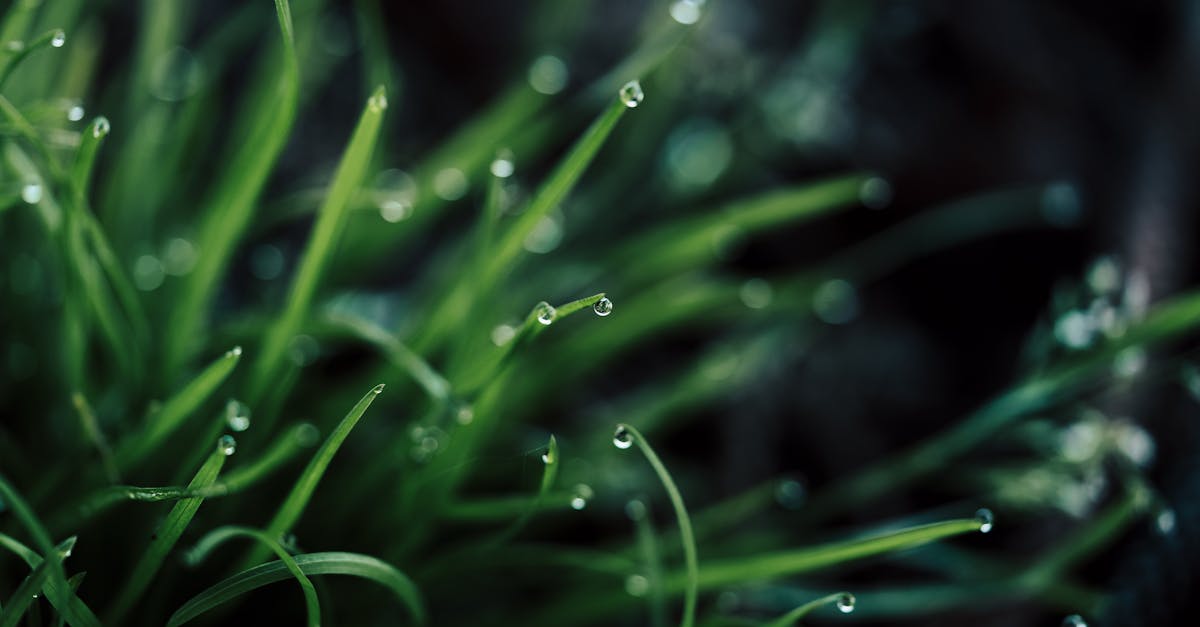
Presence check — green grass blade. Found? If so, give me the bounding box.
[0,535,100,627]
[106,438,231,623]
[327,313,451,403]
[184,526,318,627]
[70,392,119,483]
[247,86,389,407]
[164,0,299,376]
[0,28,66,88]
[0,538,73,627]
[762,592,855,627]
[0,472,69,614]
[69,116,108,197]
[218,422,320,492]
[242,385,384,568]
[115,346,242,470]
[51,572,87,627]
[615,423,698,627]
[629,499,668,627]
[490,435,559,545]
[167,551,424,627]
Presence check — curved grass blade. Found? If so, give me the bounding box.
[106,439,230,623]
[185,526,318,627]
[489,435,559,545]
[0,537,75,627]
[0,28,66,89]
[240,385,384,568]
[247,86,389,408]
[167,552,424,627]
[115,346,242,470]
[615,424,699,627]
[762,592,855,627]
[0,472,69,615]
[326,312,451,403]
[164,0,299,376]
[0,535,100,627]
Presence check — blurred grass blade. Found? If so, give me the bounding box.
[327,313,451,403]
[616,423,698,627]
[218,422,320,492]
[247,86,389,408]
[0,538,74,627]
[164,0,299,376]
[185,526,318,627]
[70,392,119,483]
[106,439,230,623]
[490,435,559,545]
[0,535,100,627]
[115,346,242,470]
[167,551,424,627]
[0,472,70,613]
[762,592,855,627]
[0,28,66,88]
[242,385,384,568]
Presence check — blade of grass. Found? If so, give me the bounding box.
[489,435,559,546]
[167,552,424,627]
[325,312,451,403]
[70,392,118,483]
[115,346,242,471]
[240,384,384,568]
[0,28,66,88]
[762,592,854,627]
[0,534,100,627]
[629,498,668,627]
[0,537,74,627]
[105,438,231,623]
[51,572,87,627]
[0,472,69,616]
[164,0,299,376]
[615,423,698,627]
[246,86,389,410]
[184,526,318,627]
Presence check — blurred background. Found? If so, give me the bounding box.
[3,0,1200,625]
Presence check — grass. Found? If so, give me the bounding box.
[1,0,1196,625]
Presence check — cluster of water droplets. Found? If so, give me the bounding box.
[132,236,196,291]
[1052,257,1148,371]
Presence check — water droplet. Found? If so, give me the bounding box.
[133,255,165,291]
[380,200,413,223]
[619,80,644,108]
[570,484,593,510]
[5,41,24,53]
[1061,614,1087,627]
[1156,508,1176,535]
[975,508,994,533]
[774,478,806,510]
[455,404,475,425]
[1112,346,1147,379]
[67,105,84,121]
[625,499,647,521]
[536,302,557,325]
[1054,310,1093,349]
[625,574,650,597]
[225,399,251,432]
[528,55,568,95]
[1087,255,1121,295]
[491,324,516,346]
[739,278,773,309]
[490,150,515,178]
[294,423,320,446]
[372,383,386,394]
[664,118,731,191]
[226,346,242,358]
[92,116,110,138]
[669,0,703,24]
[812,279,858,324]
[859,176,893,209]
[218,435,237,456]
[522,213,564,254]
[20,183,41,204]
[593,297,613,317]
[836,592,856,614]
[163,237,197,276]
[613,425,633,449]
[368,88,388,112]
[50,30,65,48]
[433,168,468,200]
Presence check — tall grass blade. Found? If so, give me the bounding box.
[762,592,855,627]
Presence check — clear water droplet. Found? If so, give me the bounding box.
[227,346,243,358]
[368,88,388,112]
[293,423,320,447]
[1062,614,1087,627]
[541,440,556,465]
[225,399,251,432]
[536,302,556,325]
[20,183,42,204]
[372,383,386,394]
[433,168,468,200]
[1087,255,1121,295]
[975,508,994,533]
[836,592,856,614]
[859,176,893,209]
[380,200,413,223]
[1156,508,1176,535]
[455,404,475,425]
[528,55,568,95]
[625,499,647,521]
[133,255,165,291]
[92,116,110,138]
[613,425,633,449]
[1113,346,1147,379]
[490,150,515,178]
[812,279,858,324]
[593,297,613,317]
[774,478,806,510]
[50,30,65,48]
[67,105,84,121]
[522,214,564,254]
[491,324,516,346]
[669,0,703,25]
[218,435,237,456]
[162,237,197,276]
[570,484,593,510]
[619,80,645,108]
[625,574,650,597]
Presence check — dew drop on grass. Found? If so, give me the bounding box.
[836,592,856,614]
[372,383,386,394]
[227,346,243,358]
[491,324,516,346]
[20,183,41,204]
[570,484,593,510]
[975,508,994,533]
[380,200,413,223]
[528,55,568,95]
[224,399,251,432]
[490,150,515,178]
[613,425,633,449]
[593,297,613,317]
[455,404,475,425]
[669,0,703,25]
[50,30,66,48]
[624,574,650,597]
[368,89,388,112]
[68,105,84,121]
[1156,508,1176,535]
[433,168,468,200]
[92,116,110,138]
[619,80,645,108]
[218,435,237,456]
[536,302,556,325]
[1062,615,1087,627]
